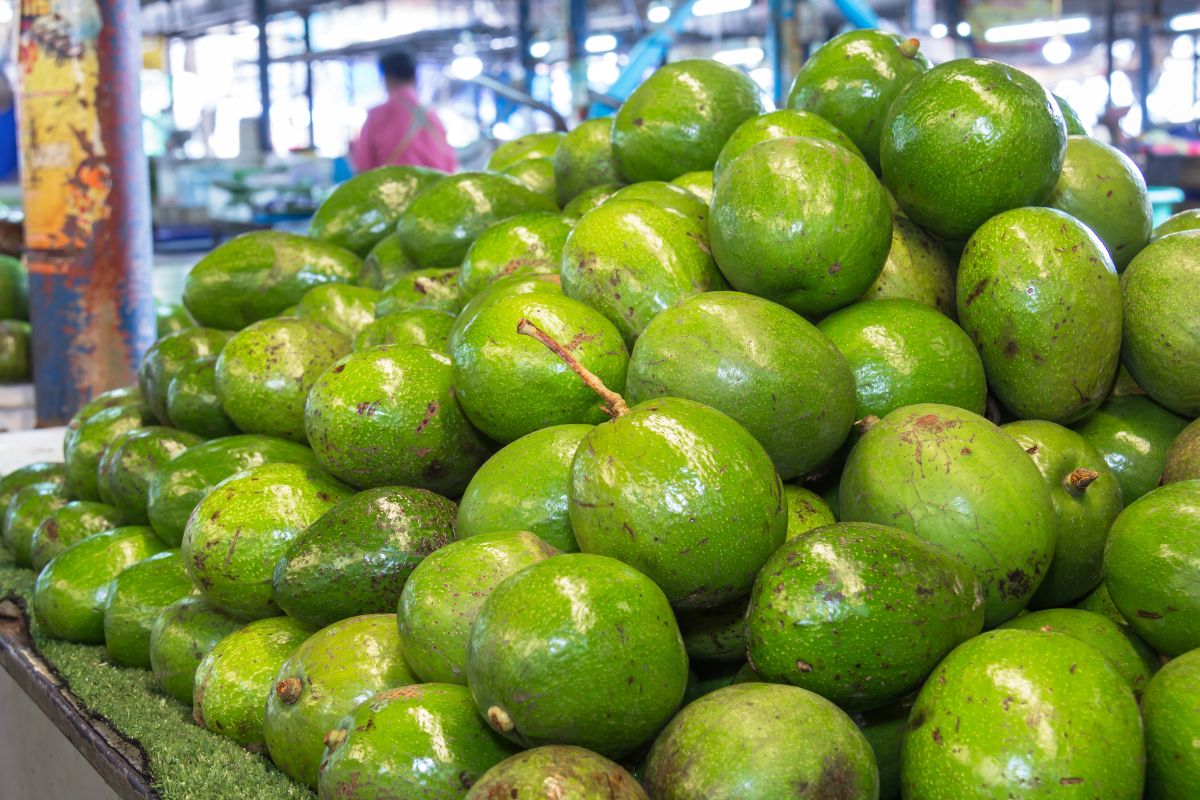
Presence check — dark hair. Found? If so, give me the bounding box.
[379,50,417,83]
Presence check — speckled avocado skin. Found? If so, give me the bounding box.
[359,232,415,289]
[670,171,713,204]
[608,181,709,229]
[561,183,618,219]
[1141,646,1200,799]
[308,165,442,256]
[1164,417,1200,483]
[865,216,957,316]
[138,327,232,423]
[1153,208,1200,239]
[263,614,417,787]
[29,500,125,572]
[0,461,65,516]
[273,486,457,628]
[554,119,621,206]
[1072,395,1188,505]
[296,283,380,338]
[353,309,455,353]
[449,273,562,353]
[643,682,879,800]
[957,207,1122,424]
[714,109,864,183]
[97,426,202,524]
[488,132,564,172]
[840,403,1057,627]
[376,267,463,317]
[64,402,155,501]
[103,549,198,668]
[502,157,557,203]
[901,629,1144,799]
[166,356,240,438]
[458,212,572,300]
[149,597,243,705]
[466,745,648,800]
[783,485,837,539]
[64,385,142,450]
[3,482,70,567]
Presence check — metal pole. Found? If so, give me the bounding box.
[255,0,271,153]
[517,0,534,94]
[303,11,315,148]
[1105,0,1116,113]
[567,0,588,122]
[1137,14,1151,131]
[16,0,155,425]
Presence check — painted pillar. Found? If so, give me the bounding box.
[16,0,155,426]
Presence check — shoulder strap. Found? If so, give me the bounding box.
[383,94,432,165]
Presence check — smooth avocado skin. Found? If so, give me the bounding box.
[1072,395,1188,505]
[448,273,562,353]
[102,550,198,668]
[901,629,1144,800]
[138,327,232,423]
[0,320,31,381]
[957,207,1122,424]
[561,183,618,219]
[643,682,880,800]
[97,426,202,524]
[358,232,415,289]
[1163,417,1200,483]
[553,119,620,206]
[466,745,648,800]
[166,356,240,438]
[156,302,195,337]
[1074,582,1128,626]
[1053,93,1088,135]
[2,482,70,567]
[272,486,458,628]
[183,231,359,330]
[745,522,984,711]
[376,267,463,317]
[570,397,787,609]
[1003,420,1123,608]
[1153,208,1200,240]
[1141,647,1200,799]
[458,212,572,300]
[0,254,29,320]
[263,614,417,788]
[670,170,713,204]
[881,58,1067,241]
[0,461,66,516]
[308,165,442,256]
[192,615,311,749]
[710,136,892,317]
[608,181,709,230]
[467,553,688,758]
[840,403,1057,627]
[64,402,155,501]
[865,216,957,316]
[713,108,864,183]
[1104,480,1200,656]
[353,309,456,353]
[783,485,837,539]
[398,531,558,685]
[457,424,591,552]
[295,283,380,339]
[32,527,168,642]
[502,157,557,203]
[29,500,125,572]
[488,132,564,172]
[627,292,856,480]
[149,597,243,705]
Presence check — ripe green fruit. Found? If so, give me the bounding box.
[97,426,202,524]
[852,698,911,800]
[502,157,557,202]
[149,597,242,705]
[1153,208,1200,240]
[670,170,713,204]
[458,212,572,300]
[561,183,618,218]
[103,550,197,668]
[29,500,125,572]
[2,482,70,567]
[676,600,747,664]
[358,231,415,289]
[1163,418,1200,484]
[295,283,379,338]
[138,327,232,423]
[553,118,620,205]
[64,401,155,501]
[0,461,65,516]
[166,356,240,438]
[713,109,864,183]
[1074,582,1128,626]
[155,302,195,337]
[0,254,29,320]
[783,484,836,539]
[449,272,563,353]
[864,216,957,316]
[466,746,648,800]
[1073,395,1188,504]
[1141,646,1200,799]
[710,136,891,316]
[1053,93,1088,135]
[0,320,30,381]
[375,266,463,316]
[488,132,564,171]
[353,308,455,353]
[308,165,442,256]
[608,181,709,229]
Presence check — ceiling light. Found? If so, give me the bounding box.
[713,47,764,66]
[530,41,551,58]
[1168,12,1200,32]
[1042,35,1071,64]
[956,21,971,37]
[693,0,752,18]
[585,34,617,53]
[449,56,483,80]
[984,16,1091,43]
[930,23,948,38]
[648,4,670,23]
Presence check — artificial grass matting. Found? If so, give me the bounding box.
[0,550,312,800]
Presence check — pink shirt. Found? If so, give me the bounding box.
[350,86,458,173]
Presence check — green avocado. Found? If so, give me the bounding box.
[32,527,168,642]
[1073,395,1188,504]
[1141,646,1200,799]
[103,549,198,667]
[608,181,709,229]
[1104,480,1200,656]
[612,59,763,182]
[554,119,620,206]
[138,327,232,423]
[1003,420,1123,607]
[296,283,380,338]
[97,426,202,524]
[375,267,463,316]
[627,291,856,479]
[713,109,864,184]
[182,461,350,620]
[458,212,572,300]
[787,29,930,172]
[0,320,30,381]
[215,316,350,442]
[398,530,558,684]
[670,170,713,204]
[467,553,688,757]
[358,232,416,289]
[901,629,1143,798]
[840,403,1057,626]
[561,183,618,218]
[865,216,957,316]
[272,486,457,628]
[166,356,240,439]
[466,746,647,800]
[643,682,879,799]
[305,345,491,494]
[957,207,1121,423]
[64,402,155,501]
[457,424,591,552]
[193,615,311,748]
[148,597,243,705]
[684,661,744,703]
[263,614,417,787]
[1074,582,1128,626]
[710,136,891,317]
[1153,208,1200,240]
[0,254,29,320]
[881,58,1066,241]
[61,386,143,477]
[676,599,747,664]
[488,132,565,172]
[746,521,984,710]
[852,698,911,800]
[502,157,557,203]
[0,461,65,516]
[783,484,836,539]
[1053,93,1088,135]
[2,482,70,567]
[1164,417,1200,483]
[309,165,443,256]
[183,231,360,330]
[353,309,455,353]
[29,500,125,572]
[155,302,195,337]
[448,273,562,352]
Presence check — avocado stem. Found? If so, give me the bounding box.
[517,318,631,418]
[275,677,303,704]
[323,728,348,750]
[487,705,515,733]
[1064,467,1101,495]
[855,415,880,436]
[899,37,921,58]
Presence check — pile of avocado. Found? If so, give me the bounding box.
[0,254,31,382]
[4,29,1200,800]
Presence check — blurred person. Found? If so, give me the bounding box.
[350,49,457,173]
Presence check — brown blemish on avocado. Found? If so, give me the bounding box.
[1136,609,1163,619]
[414,401,440,433]
[997,569,1031,599]
[963,277,988,306]
[1003,339,1019,358]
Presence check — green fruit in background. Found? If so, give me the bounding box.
[783,484,836,539]
[166,356,240,439]
[1153,208,1200,240]
[1141,646,1200,799]
[643,682,879,800]
[149,597,243,705]
[467,746,647,800]
[612,59,763,182]
[1073,395,1188,505]
[64,402,155,501]
[710,136,891,316]
[627,292,856,479]
[561,198,726,345]
[103,550,197,668]
[840,403,1056,626]
[29,500,124,572]
[901,629,1143,799]
[713,109,864,183]
[468,553,688,757]
[273,486,457,628]
[457,424,591,552]
[571,397,786,609]
[139,327,233,424]
[865,216,956,316]
[561,183,618,218]
[488,131,565,171]
[0,320,31,381]
[1047,135,1152,271]
[787,29,930,172]
[1104,480,1200,656]
[0,461,65,515]
[263,614,417,787]
[0,254,29,320]
[1164,417,1200,483]
[193,615,311,748]
[215,316,349,442]
[398,530,558,685]
[852,698,910,800]
[458,212,572,300]
[452,293,628,443]
[295,283,379,338]
[1121,230,1200,417]
[554,118,620,206]
[957,207,1122,423]
[319,683,519,799]
[309,165,442,256]
[1053,92,1088,135]
[375,266,462,316]
[449,272,562,352]
[998,608,1158,694]
[155,302,196,337]
[670,170,713,204]
[819,298,986,422]
[305,345,490,493]
[608,181,709,229]
[32,527,168,642]
[881,58,1067,241]
[1075,582,1128,626]
[1003,420,1123,608]
[2,482,69,567]
[358,231,415,289]
[60,386,143,480]
[183,231,359,330]
[398,171,558,268]
[182,462,350,620]
[676,600,747,664]
[97,426,202,524]
[502,157,557,203]
[746,522,984,710]
[353,308,455,353]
